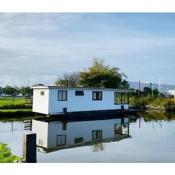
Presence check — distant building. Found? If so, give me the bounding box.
[168,90,175,98]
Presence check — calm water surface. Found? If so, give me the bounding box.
[1,114,175,163]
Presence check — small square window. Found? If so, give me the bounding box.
[92,130,102,141]
[92,91,102,100]
[75,91,84,96]
[40,91,44,96]
[58,90,67,101]
[56,135,66,146]
[74,137,84,144]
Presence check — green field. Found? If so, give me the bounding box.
[0,143,20,163]
[0,97,26,106]
[0,97,33,118]
[0,97,32,109]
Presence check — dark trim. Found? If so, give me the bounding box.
[58,90,67,101]
[92,91,102,101]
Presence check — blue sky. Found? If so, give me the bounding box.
[0,13,175,86]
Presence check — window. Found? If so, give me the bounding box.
[92,91,102,100]
[114,92,129,104]
[92,130,102,141]
[58,90,67,101]
[56,135,66,146]
[75,91,84,96]
[74,137,84,144]
[40,91,44,96]
[114,92,121,104]
[121,93,128,104]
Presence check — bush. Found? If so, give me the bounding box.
[0,143,20,163]
[164,100,175,112]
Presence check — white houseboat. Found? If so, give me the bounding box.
[32,86,130,116]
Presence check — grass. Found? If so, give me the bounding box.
[0,143,20,163]
[0,97,33,118]
[129,96,175,111]
[0,97,32,109]
[0,97,26,106]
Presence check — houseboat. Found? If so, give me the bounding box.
[32,117,130,152]
[32,86,130,117]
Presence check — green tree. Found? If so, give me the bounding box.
[79,59,125,88]
[2,86,19,96]
[20,86,33,97]
[55,72,80,87]
[153,88,159,98]
[120,80,130,89]
[143,87,152,96]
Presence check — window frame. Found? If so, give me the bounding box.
[92,91,103,101]
[114,92,129,105]
[58,90,67,101]
[56,135,66,146]
[75,90,84,96]
[92,130,102,141]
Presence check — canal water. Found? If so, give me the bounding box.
[1,113,175,163]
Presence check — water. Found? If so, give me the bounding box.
[1,113,175,163]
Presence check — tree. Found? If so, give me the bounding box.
[143,87,152,96]
[33,83,45,86]
[153,88,159,98]
[2,86,19,96]
[79,58,125,88]
[120,80,130,89]
[20,86,33,97]
[55,72,80,87]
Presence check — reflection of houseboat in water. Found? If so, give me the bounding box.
[32,117,130,153]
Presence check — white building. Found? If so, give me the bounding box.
[32,86,130,116]
[32,117,130,152]
[168,90,175,98]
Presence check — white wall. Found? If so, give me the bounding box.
[48,89,128,115]
[32,89,49,114]
[32,120,48,148]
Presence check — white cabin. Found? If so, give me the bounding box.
[32,118,129,152]
[32,86,130,115]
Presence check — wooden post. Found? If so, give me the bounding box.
[22,133,37,163]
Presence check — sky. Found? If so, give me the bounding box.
[0,13,175,86]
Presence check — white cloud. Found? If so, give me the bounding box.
[0,13,175,86]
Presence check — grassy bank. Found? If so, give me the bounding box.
[130,96,175,112]
[0,97,33,118]
[0,143,20,163]
[0,109,33,118]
